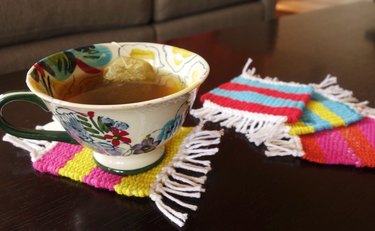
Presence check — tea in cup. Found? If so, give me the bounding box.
[0,42,209,175]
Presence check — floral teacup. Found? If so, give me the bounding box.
[0,42,209,175]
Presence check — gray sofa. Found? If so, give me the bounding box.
[0,0,275,74]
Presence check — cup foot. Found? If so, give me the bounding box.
[93,145,165,175]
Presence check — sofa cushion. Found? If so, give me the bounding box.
[154,1,263,41]
[0,26,154,75]
[153,0,254,21]
[0,0,152,47]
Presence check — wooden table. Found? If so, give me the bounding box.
[1,2,375,230]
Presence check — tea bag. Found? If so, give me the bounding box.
[104,56,157,83]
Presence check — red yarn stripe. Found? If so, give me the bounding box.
[339,125,375,167]
[219,82,311,102]
[301,135,326,164]
[201,93,303,122]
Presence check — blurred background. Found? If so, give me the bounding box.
[276,0,372,15]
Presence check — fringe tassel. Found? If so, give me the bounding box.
[191,101,287,146]
[149,125,223,227]
[313,75,357,103]
[241,58,310,86]
[313,75,375,117]
[241,58,257,78]
[2,119,63,161]
[264,134,304,157]
[241,58,279,82]
[2,134,57,162]
[192,100,304,157]
[263,74,375,157]
[362,107,375,119]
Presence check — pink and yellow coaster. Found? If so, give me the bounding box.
[301,117,375,167]
[3,126,222,227]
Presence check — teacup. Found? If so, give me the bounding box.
[0,42,209,175]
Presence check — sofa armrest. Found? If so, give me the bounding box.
[262,0,276,20]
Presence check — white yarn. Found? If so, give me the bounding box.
[151,193,187,227]
[264,135,304,157]
[3,117,222,227]
[241,58,311,87]
[313,74,375,118]
[2,118,63,161]
[313,75,357,102]
[191,58,312,158]
[191,101,288,146]
[3,133,57,162]
[149,125,222,227]
[241,58,257,78]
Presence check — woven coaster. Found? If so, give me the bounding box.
[200,73,313,123]
[288,83,363,136]
[3,125,222,227]
[192,59,373,158]
[192,59,313,147]
[301,117,375,167]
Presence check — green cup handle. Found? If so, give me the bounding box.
[0,91,78,144]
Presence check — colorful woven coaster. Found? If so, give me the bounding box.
[192,59,373,161]
[200,73,313,123]
[288,92,363,136]
[192,59,314,147]
[3,125,222,227]
[301,117,375,167]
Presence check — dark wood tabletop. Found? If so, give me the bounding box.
[1,2,375,230]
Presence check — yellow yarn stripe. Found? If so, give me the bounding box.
[288,121,315,135]
[114,127,192,197]
[58,147,96,182]
[307,100,346,127]
[288,100,347,135]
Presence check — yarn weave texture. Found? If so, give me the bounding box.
[301,117,375,167]
[3,126,222,227]
[192,59,374,166]
[288,92,363,135]
[201,76,313,122]
[32,127,192,197]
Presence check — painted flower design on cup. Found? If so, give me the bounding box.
[30,45,112,98]
[104,127,131,147]
[55,102,188,157]
[157,114,183,142]
[57,111,94,144]
[132,135,161,154]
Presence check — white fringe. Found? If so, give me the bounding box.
[190,58,316,158]
[313,75,375,118]
[2,119,62,162]
[2,134,57,161]
[191,101,304,157]
[264,133,304,157]
[191,101,287,146]
[149,125,223,227]
[4,119,223,227]
[241,58,311,87]
[241,58,257,78]
[241,58,278,82]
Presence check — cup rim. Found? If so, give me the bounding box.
[25,42,210,110]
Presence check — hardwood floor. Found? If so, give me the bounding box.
[276,0,372,14]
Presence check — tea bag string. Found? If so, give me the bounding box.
[111,41,130,69]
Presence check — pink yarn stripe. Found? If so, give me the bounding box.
[357,118,375,148]
[83,167,124,191]
[32,143,83,175]
[316,128,362,167]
